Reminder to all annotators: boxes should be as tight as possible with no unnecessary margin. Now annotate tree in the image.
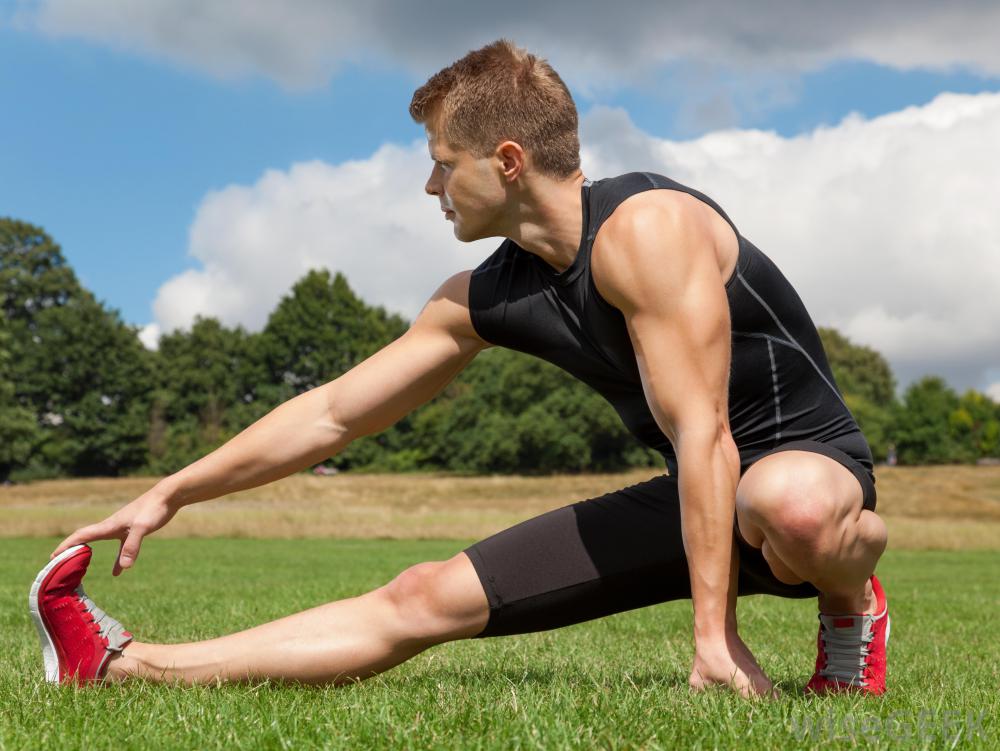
[1,218,80,324]
[15,292,153,476]
[949,389,1000,461]
[260,270,408,394]
[147,317,271,473]
[0,308,39,481]
[891,376,963,464]
[818,327,896,405]
[404,348,661,474]
[253,270,411,472]
[2,218,152,478]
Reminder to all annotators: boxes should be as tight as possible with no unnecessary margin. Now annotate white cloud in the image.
[16,1,1000,89]
[152,91,1000,393]
[151,144,496,333]
[580,91,1000,392]
[138,322,161,350]
[986,383,1000,404]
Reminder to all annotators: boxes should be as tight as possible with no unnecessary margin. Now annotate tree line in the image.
[2,218,998,481]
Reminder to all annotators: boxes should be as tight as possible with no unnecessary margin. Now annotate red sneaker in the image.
[804,574,889,696]
[28,544,133,684]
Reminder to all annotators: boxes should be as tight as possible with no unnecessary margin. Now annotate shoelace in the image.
[817,613,875,687]
[73,585,131,652]
[75,597,103,637]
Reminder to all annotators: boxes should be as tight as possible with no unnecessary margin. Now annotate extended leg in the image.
[735,450,888,613]
[105,552,489,685]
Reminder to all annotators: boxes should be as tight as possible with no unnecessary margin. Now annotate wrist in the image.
[694,615,738,644]
[153,475,188,510]
[694,625,727,646]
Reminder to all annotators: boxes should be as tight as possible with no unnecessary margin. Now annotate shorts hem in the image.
[745,438,877,512]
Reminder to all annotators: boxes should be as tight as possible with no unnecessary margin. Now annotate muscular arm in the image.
[159,271,487,507]
[592,193,742,645]
[53,271,488,566]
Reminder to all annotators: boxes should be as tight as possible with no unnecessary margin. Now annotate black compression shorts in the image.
[463,438,877,638]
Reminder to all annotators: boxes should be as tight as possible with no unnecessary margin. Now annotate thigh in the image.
[464,472,816,639]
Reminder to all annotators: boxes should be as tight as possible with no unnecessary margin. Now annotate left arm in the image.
[593,195,741,644]
[593,194,775,699]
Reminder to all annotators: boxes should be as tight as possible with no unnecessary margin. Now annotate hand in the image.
[688,629,778,700]
[51,486,179,576]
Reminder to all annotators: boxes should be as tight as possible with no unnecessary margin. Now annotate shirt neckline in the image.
[529,177,593,287]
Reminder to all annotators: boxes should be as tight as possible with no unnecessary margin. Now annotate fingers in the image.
[741,674,779,700]
[113,526,145,576]
[689,666,779,700]
[736,667,779,700]
[51,521,119,559]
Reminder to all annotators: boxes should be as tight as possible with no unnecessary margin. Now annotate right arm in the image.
[52,271,489,573]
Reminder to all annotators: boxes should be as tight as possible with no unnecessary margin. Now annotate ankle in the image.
[103,643,145,682]
[818,578,876,615]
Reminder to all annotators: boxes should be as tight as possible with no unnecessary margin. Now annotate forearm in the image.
[156,382,350,508]
[676,432,742,643]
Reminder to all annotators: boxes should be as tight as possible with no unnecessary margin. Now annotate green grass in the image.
[2,539,998,750]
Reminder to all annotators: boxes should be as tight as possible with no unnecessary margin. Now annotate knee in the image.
[737,467,839,548]
[383,561,450,628]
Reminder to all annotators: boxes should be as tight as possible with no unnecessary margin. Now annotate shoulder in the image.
[591,188,720,313]
[413,270,489,347]
[602,185,715,240]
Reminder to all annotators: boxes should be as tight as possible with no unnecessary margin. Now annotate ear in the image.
[496,140,526,182]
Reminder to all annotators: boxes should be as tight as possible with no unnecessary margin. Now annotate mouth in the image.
[443,209,455,219]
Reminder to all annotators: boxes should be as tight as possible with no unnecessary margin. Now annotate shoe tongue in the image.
[820,613,865,633]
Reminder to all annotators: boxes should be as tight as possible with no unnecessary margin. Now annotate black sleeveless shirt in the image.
[468,171,872,476]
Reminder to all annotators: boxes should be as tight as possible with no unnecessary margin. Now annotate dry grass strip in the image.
[2,465,998,549]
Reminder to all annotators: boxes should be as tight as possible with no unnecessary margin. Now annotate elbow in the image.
[320,399,354,450]
[673,418,740,468]
[671,406,732,450]
[323,415,353,446]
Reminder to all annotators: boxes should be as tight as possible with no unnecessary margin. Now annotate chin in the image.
[452,223,478,243]
[454,222,496,244]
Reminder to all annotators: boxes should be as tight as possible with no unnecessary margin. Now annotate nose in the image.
[425,164,442,196]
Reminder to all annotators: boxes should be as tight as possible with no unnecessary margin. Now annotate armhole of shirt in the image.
[467,243,509,346]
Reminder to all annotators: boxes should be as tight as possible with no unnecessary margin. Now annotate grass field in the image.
[2,466,999,748]
[2,539,998,749]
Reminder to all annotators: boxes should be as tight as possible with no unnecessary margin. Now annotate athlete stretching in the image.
[30,40,889,698]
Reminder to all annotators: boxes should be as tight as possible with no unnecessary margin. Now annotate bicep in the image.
[625,273,732,447]
[597,202,733,447]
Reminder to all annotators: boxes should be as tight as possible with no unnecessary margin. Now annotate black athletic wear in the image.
[463,171,877,638]
[467,441,875,637]
[468,171,873,477]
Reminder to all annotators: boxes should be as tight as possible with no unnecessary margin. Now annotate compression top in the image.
[468,171,873,476]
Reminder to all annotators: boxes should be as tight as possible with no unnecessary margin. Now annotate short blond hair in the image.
[409,39,581,179]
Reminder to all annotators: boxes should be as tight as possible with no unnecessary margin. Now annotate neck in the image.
[503,171,587,273]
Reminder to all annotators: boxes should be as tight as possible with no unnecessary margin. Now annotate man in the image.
[31,39,889,698]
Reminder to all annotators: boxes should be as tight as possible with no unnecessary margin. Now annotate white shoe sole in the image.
[27,544,89,683]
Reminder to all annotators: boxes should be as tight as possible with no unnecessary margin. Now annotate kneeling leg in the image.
[736,451,887,613]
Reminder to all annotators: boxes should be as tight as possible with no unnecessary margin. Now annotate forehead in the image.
[425,127,459,158]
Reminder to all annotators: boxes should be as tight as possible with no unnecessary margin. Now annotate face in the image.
[424,127,507,242]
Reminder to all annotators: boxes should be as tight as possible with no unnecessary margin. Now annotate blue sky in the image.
[2,2,1000,396]
[5,27,999,327]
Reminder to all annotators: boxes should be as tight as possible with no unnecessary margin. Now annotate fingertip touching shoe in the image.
[28,544,133,685]
[804,574,889,696]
